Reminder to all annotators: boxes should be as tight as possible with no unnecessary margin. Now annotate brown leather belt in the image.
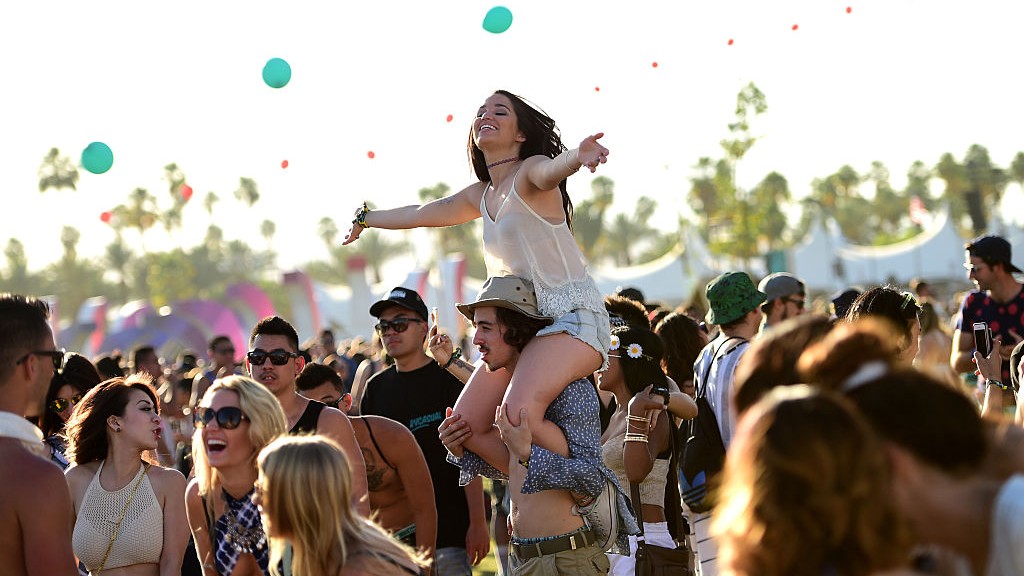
[511,528,597,560]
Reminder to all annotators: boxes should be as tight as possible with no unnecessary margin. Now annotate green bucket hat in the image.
[706,271,767,325]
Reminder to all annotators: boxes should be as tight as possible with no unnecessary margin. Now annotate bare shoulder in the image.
[318,405,355,431]
[64,461,99,489]
[148,464,187,496]
[6,451,67,494]
[363,415,412,437]
[184,477,202,502]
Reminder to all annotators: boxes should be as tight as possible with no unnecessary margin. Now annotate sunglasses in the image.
[16,349,66,373]
[247,348,299,366]
[374,317,424,334]
[785,297,806,310]
[49,393,83,413]
[193,406,248,430]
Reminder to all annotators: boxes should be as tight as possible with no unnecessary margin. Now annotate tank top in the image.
[601,430,670,507]
[72,461,164,571]
[480,169,605,319]
[290,400,326,435]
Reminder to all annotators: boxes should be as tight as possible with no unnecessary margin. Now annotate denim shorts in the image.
[536,308,611,370]
[434,546,472,576]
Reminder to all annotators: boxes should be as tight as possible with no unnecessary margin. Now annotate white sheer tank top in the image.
[72,461,164,571]
[480,169,605,318]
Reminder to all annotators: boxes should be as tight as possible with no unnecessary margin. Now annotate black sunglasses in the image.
[247,348,299,366]
[374,317,424,334]
[193,406,248,430]
[16,349,66,373]
[49,393,83,413]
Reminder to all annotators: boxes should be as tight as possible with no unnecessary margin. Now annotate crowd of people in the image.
[3,89,1023,576]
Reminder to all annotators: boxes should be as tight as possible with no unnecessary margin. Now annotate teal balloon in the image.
[262,58,292,88]
[81,142,113,174]
[483,6,513,34]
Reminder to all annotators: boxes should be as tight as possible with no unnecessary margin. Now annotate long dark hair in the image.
[467,90,574,230]
[611,326,668,395]
[41,353,101,437]
[65,374,160,465]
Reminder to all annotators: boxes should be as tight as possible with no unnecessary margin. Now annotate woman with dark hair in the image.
[41,352,101,469]
[598,325,695,574]
[845,285,922,364]
[654,312,709,398]
[713,386,913,576]
[344,90,612,469]
[65,374,189,576]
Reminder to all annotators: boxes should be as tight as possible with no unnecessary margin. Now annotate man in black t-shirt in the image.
[359,287,490,576]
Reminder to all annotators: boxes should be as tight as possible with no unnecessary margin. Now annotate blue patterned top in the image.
[449,377,639,554]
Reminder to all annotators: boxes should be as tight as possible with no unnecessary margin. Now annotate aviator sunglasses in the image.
[16,348,66,373]
[193,406,248,430]
[49,393,83,413]
[374,317,424,334]
[247,348,299,366]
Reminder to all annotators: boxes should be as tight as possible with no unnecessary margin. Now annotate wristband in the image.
[353,202,370,229]
[987,378,1007,390]
[518,455,530,469]
[443,347,462,369]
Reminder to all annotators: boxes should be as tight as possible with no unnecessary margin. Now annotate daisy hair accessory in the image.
[625,342,655,361]
[609,334,621,351]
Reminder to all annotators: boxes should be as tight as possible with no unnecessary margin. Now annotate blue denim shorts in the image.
[536,308,611,370]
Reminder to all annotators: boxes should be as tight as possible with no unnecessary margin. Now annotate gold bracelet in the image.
[626,414,649,423]
[624,432,649,443]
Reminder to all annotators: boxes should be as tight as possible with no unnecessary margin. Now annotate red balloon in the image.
[281,159,289,169]
[446,114,454,123]
[100,211,112,223]
[792,24,799,30]
[651,61,658,68]
[180,183,193,201]
[367,151,375,159]
[846,6,852,13]
[728,38,734,45]
[594,86,600,92]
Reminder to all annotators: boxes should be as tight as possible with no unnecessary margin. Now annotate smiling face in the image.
[473,93,525,150]
[246,334,304,397]
[199,389,252,469]
[114,389,162,451]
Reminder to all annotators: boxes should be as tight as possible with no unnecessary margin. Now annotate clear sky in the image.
[4,0,1024,275]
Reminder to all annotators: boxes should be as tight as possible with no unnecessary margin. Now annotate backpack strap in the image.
[696,336,746,400]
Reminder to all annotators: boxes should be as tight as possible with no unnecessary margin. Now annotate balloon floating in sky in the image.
[651,62,659,68]
[594,87,600,92]
[281,159,289,169]
[728,39,734,46]
[367,151,375,159]
[792,24,799,31]
[482,6,513,34]
[846,6,852,13]
[100,211,112,223]
[81,142,113,174]
[262,58,292,88]
[180,183,193,201]
[446,114,454,123]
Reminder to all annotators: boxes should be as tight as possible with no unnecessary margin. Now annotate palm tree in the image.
[37,148,79,193]
[687,157,720,236]
[261,219,276,249]
[234,177,260,207]
[204,192,220,217]
[113,187,159,253]
[318,217,339,249]
[573,176,615,261]
[750,171,791,250]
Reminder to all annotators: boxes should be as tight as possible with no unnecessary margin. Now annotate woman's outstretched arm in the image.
[522,133,609,192]
[342,181,485,244]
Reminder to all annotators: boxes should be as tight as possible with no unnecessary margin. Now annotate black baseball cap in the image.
[966,235,1022,273]
[369,286,429,320]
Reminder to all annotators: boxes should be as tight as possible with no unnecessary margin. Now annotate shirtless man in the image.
[0,294,78,575]
[297,362,438,557]
[246,316,370,516]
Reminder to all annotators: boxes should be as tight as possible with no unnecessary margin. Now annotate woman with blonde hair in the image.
[256,435,428,576]
[185,375,288,575]
[713,386,913,576]
[65,374,190,575]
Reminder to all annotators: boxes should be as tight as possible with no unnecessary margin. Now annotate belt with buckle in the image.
[512,528,596,560]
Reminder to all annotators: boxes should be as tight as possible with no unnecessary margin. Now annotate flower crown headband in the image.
[609,334,655,361]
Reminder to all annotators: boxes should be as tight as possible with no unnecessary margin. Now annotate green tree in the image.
[203,192,219,217]
[112,187,159,253]
[261,220,276,249]
[749,171,791,250]
[418,183,483,278]
[599,196,663,267]
[3,239,34,294]
[38,148,79,193]
[687,157,721,237]
[161,163,189,235]
[43,227,112,321]
[234,177,260,207]
[573,176,615,261]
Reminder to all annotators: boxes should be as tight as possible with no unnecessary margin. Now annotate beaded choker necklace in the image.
[486,156,519,169]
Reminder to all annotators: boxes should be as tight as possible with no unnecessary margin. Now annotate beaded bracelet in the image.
[353,202,370,229]
[624,432,649,443]
[443,347,462,369]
